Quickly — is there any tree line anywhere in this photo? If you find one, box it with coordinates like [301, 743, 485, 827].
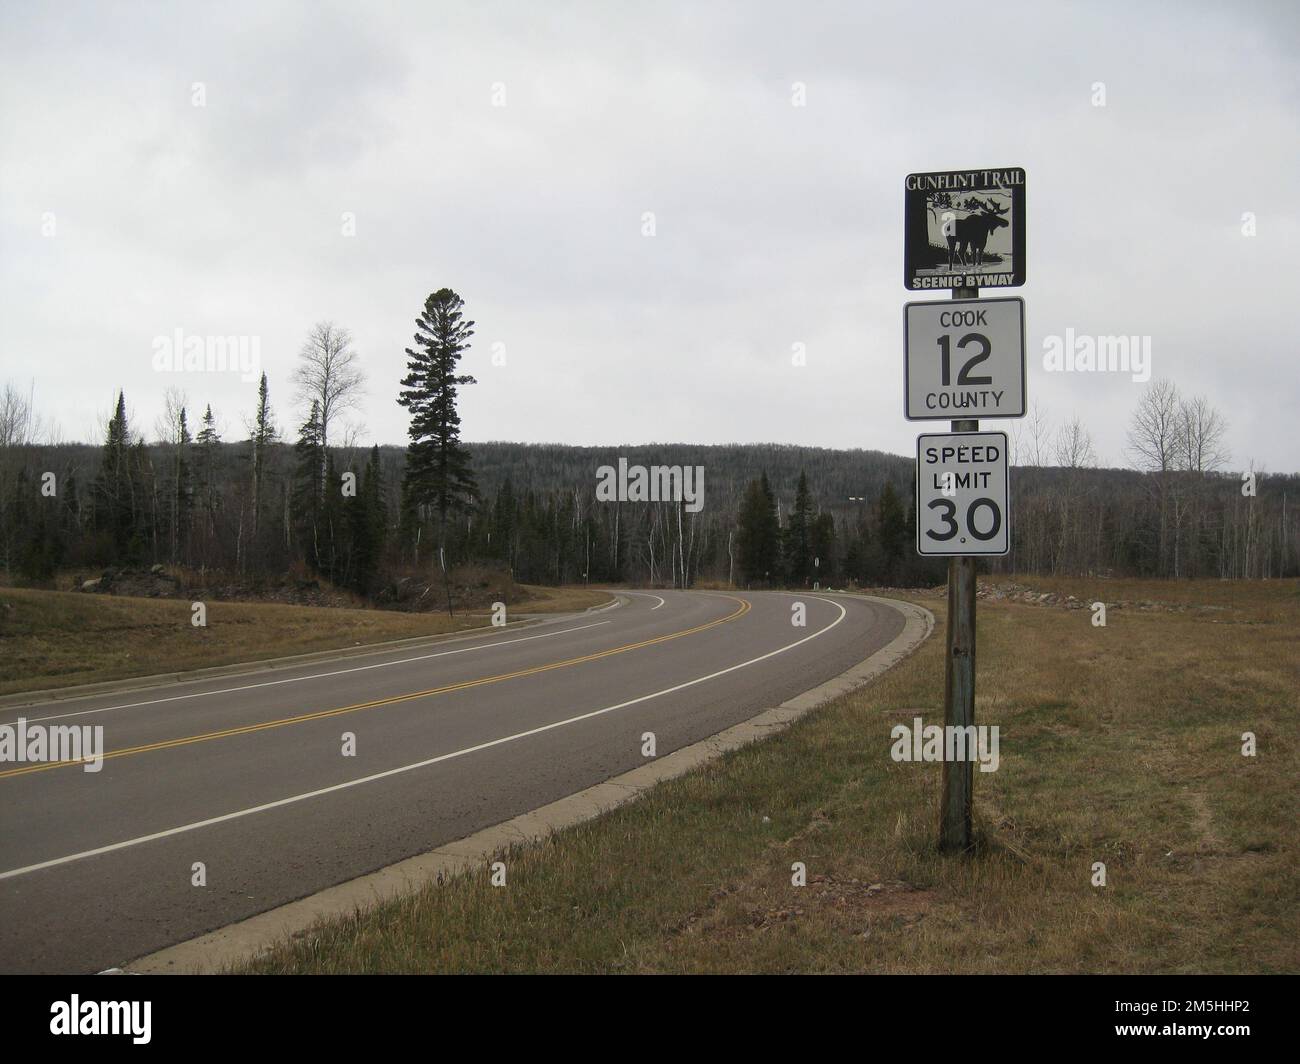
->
[2, 314, 1296, 595]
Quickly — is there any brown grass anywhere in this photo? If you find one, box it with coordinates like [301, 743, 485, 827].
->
[508, 584, 617, 614]
[0, 584, 612, 697]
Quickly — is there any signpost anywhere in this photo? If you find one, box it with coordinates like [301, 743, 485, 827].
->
[904, 297, 1025, 421]
[903, 167, 1026, 853]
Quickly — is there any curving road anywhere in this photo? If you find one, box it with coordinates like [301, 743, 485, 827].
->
[0, 589, 907, 973]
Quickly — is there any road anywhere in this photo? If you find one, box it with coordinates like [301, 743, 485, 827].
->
[0, 589, 907, 973]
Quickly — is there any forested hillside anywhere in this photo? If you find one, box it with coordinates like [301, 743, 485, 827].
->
[4, 402, 1296, 594]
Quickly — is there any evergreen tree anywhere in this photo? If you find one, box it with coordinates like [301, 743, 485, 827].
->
[877, 480, 908, 581]
[17, 470, 63, 581]
[736, 471, 781, 585]
[193, 404, 221, 541]
[811, 511, 836, 584]
[397, 288, 478, 562]
[128, 437, 154, 560]
[290, 401, 325, 569]
[319, 450, 341, 581]
[91, 391, 136, 559]
[348, 445, 387, 592]
[250, 372, 277, 541]
[492, 477, 517, 566]
[784, 469, 814, 586]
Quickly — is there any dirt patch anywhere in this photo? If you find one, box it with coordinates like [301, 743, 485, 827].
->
[749, 877, 935, 933]
[74, 566, 362, 608]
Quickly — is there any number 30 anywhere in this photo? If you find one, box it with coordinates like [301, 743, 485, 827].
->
[927, 498, 1002, 541]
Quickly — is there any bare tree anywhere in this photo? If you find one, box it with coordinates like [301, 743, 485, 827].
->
[0, 381, 57, 449]
[337, 420, 369, 472]
[292, 322, 365, 490]
[0, 381, 36, 452]
[0, 382, 37, 572]
[1047, 415, 1096, 574]
[1026, 401, 1052, 467]
[1127, 379, 1184, 574]
[1174, 395, 1229, 473]
[1164, 394, 1229, 578]
[1127, 378, 1180, 472]
[156, 387, 191, 563]
[1054, 415, 1096, 469]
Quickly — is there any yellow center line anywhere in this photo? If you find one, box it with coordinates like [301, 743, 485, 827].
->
[0, 595, 751, 780]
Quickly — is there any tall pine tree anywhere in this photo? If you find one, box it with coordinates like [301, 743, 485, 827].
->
[91, 391, 136, 560]
[397, 288, 478, 565]
[249, 372, 277, 542]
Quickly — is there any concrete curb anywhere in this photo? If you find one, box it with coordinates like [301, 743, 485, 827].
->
[122, 592, 933, 974]
[1, 598, 621, 711]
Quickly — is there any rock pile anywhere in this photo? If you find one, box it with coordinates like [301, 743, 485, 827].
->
[972, 581, 1225, 613]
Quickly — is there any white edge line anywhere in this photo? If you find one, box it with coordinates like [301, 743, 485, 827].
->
[0, 598, 845, 882]
[621, 591, 666, 610]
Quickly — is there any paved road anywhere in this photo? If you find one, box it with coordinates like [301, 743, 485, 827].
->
[0, 589, 906, 973]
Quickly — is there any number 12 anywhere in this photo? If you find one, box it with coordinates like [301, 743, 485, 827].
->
[937, 333, 992, 386]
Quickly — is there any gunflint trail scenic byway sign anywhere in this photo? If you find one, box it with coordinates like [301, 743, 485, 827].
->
[904, 296, 1026, 420]
[904, 168, 1026, 290]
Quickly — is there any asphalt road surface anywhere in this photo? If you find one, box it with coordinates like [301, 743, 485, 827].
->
[0, 589, 906, 973]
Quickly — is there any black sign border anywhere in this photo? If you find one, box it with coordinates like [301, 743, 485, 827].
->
[903, 168, 1026, 291]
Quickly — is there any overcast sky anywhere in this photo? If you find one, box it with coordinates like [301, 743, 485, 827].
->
[2, 1, 1296, 471]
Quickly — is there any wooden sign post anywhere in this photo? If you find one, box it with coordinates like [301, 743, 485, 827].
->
[941, 287, 979, 852]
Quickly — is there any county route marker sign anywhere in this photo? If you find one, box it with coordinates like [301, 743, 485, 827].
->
[904, 167, 1026, 291]
[904, 296, 1026, 420]
[915, 431, 1010, 556]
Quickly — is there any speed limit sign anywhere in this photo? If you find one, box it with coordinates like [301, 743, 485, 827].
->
[916, 431, 1010, 556]
[904, 296, 1025, 420]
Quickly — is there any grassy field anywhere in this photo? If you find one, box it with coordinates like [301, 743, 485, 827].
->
[0, 584, 613, 697]
[236, 576, 1299, 974]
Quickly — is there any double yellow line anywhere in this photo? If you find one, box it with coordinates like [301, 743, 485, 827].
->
[1, 595, 751, 780]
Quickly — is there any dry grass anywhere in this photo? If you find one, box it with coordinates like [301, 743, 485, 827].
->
[509, 584, 616, 614]
[0, 584, 611, 696]
[237, 577, 1299, 974]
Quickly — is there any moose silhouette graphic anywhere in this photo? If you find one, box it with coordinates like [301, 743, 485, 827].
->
[945, 198, 1010, 271]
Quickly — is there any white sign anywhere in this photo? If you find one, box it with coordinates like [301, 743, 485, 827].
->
[916, 431, 1010, 556]
[904, 297, 1025, 421]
